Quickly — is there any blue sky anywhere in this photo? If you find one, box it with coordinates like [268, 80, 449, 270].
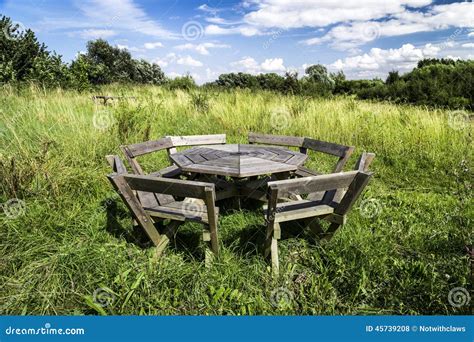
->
[1, 0, 473, 83]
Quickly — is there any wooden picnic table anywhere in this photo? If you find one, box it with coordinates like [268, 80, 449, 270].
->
[169, 144, 308, 178]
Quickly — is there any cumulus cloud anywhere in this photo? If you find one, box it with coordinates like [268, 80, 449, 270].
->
[78, 29, 116, 39]
[328, 43, 442, 77]
[144, 42, 164, 49]
[231, 57, 286, 74]
[174, 42, 230, 55]
[303, 2, 474, 49]
[244, 0, 433, 29]
[176, 55, 203, 67]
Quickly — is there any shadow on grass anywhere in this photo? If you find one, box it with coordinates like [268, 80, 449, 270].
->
[103, 198, 207, 260]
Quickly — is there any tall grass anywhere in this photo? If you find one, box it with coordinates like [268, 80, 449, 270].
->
[0, 84, 472, 315]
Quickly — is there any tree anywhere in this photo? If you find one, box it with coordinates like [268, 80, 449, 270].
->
[0, 15, 66, 86]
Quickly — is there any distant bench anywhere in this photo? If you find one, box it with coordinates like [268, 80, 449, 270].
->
[92, 95, 136, 105]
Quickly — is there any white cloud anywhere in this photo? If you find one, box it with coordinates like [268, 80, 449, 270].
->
[231, 56, 286, 74]
[244, 0, 433, 29]
[261, 58, 286, 72]
[205, 24, 261, 36]
[176, 55, 203, 67]
[461, 43, 474, 48]
[76, 0, 175, 38]
[144, 42, 164, 49]
[78, 29, 116, 39]
[303, 2, 474, 49]
[174, 42, 230, 55]
[328, 43, 442, 78]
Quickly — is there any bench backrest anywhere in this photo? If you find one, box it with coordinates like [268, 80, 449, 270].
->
[165, 134, 226, 155]
[248, 132, 354, 172]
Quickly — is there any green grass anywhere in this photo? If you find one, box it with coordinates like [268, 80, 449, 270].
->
[1, 84, 472, 315]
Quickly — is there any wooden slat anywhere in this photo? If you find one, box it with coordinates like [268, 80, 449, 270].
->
[274, 204, 334, 223]
[248, 132, 304, 147]
[105, 155, 127, 174]
[355, 152, 376, 172]
[268, 171, 358, 197]
[294, 166, 321, 177]
[204, 187, 219, 255]
[333, 172, 373, 216]
[145, 202, 212, 223]
[149, 165, 182, 178]
[166, 134, 226, 147]
[123, 137, 173, 157]
[107, 174, 162, 246]
[333, 146, 355, 172]
[302, 138, 353, 157]
[123, 174, 214, 199]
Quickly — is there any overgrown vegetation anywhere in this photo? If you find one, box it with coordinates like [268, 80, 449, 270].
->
[1, 85, 472, 315]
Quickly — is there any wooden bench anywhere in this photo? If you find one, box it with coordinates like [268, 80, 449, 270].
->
[263, 152, 375, 274]
[106, 155, 219, 262]
[92, 95, 136, 105]
[248, 132, 354, 176]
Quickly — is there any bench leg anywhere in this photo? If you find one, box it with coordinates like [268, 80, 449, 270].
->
[155, 221, 180, 258]
[264, 221, 280, 275]
[271, 237, 279, 276]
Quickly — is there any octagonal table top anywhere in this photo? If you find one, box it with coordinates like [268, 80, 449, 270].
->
[169, 144, 308, 178]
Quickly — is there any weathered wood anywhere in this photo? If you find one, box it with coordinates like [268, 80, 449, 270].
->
[264, 188, 279, 259]
[170, 144, 307, 178]
[107, 173, 162, 246]
[333, 172, 373, 216]
[105, 155, 127, 174]
[248, 132, 304, 147]
[270, 237, 279, 276]
[294, 166, 321, 177]
[123, 137, 174, 158]
[155, 221, 181, 258]
[333, 146, 355, 173]
[145, 202, 213, 223]
[268, 171, 358, 197]
[302, 138, 354, 158]
[149, 165, 182, 178]
[123, 174, 214, 199]
[166, 134, 226, 147]
[204, 186, 219, 255]
[355, 152, 376, 172]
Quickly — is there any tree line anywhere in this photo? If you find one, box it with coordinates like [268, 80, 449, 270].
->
[1, 15, 472, 109]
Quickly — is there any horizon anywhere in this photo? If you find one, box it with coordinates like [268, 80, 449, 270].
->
[1, 0, 473, 84]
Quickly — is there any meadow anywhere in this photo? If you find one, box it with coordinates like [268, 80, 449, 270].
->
[0, 84, 472, 315]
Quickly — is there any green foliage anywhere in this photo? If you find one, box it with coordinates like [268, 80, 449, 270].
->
[166, 74, 197, 90]
[0, 15, 65, 86]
